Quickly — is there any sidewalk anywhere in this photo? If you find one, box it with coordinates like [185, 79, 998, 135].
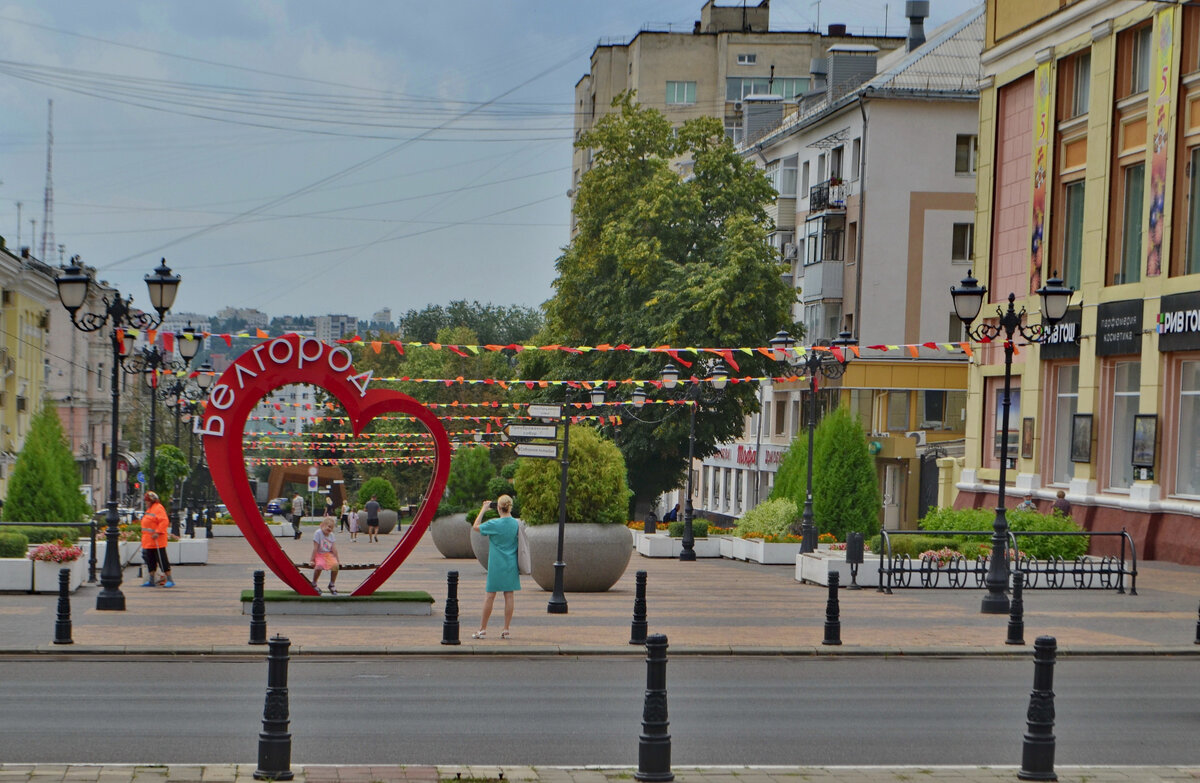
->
[1, 532, 1198, 655]
[1, 764, 1199, 783]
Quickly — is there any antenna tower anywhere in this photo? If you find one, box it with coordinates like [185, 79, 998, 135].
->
[40, 99, 55, 263]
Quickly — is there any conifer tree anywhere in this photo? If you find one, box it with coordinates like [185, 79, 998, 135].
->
[3, 402, 90, 523]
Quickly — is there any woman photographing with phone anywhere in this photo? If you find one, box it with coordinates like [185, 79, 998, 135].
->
[472, 495, 520, 639]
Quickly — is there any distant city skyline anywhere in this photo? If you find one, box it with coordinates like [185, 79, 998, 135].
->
[0, 0, 980, 319]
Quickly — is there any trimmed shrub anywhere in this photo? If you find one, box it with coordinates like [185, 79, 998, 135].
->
[0, 532, 30, 558]
[734, 498, 799, 539]
[513, 426, 631, 526]
[3, 403, 90, 524]
[5, 526, 80, 544]
[917, 506, 1089, 560]
[357, 477, 398, 510]
[668, 519, 709, 538]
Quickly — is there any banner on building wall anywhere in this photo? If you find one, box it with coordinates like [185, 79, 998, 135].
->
[1030, 61, 1052, 295]
[1147, 8, 1175, 277]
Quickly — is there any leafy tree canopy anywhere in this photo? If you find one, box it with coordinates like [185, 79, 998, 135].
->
[442, 445, 495, 514]
[153, 444, 190, 506]
[398, 300, 542, 346]
[357, 476, 398, 510]
[533, 92, 796, 509]
[4, 403, 90, 523]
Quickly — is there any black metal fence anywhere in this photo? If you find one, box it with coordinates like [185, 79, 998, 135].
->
[877, 528, 1137, 595]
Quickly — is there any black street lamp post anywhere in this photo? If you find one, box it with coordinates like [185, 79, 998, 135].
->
[54, 257, 181, 611]
[768, 329, 858, 554]
[127, 326, 201, 493]
[950, 270, 1074, 614]
[658, 362, 728, 561]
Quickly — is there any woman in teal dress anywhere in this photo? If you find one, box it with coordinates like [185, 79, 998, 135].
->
[472, 494, 521, 639]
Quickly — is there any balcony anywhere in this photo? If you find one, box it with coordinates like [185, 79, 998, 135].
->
[799, 260, 844, 303]
[808, 179, 847, 212]
[766, 197, 797, 231]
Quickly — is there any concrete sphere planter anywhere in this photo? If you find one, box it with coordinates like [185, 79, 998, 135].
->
[526, 523, 633, 592]
[430, 513, 474, 558]
[375, 510, 398, 535]
[470, 526, 490, 570]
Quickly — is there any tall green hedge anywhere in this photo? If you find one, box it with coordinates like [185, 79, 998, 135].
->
[442, 446, 495, 514]
[918, 506, 1089, 560]
[3, 403, 90, 524]
[513, 426, 630, 526]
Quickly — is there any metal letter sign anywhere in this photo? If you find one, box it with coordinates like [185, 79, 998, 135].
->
[515, 443, 559, 459]
[526, 404, 563, 419]
[506, 424, 558, 439]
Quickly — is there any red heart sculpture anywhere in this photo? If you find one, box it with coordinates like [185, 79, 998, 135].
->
[201, 333, 450, 596]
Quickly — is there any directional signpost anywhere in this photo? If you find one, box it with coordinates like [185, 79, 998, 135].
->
[514, 443, 558, 459]
[506, 424, 558, 439]
[527, 404, 562, 420]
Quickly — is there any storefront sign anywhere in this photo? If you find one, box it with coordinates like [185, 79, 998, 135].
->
[1096, 299, 1143, 356]
[703, 442, 787, 471]
[1158, 291, 1200, 352]
[1039, 307, 1081, 360]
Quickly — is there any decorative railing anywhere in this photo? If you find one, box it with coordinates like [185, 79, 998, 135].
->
[809, 180, 847, 211]
[876, 528, 1137, 595]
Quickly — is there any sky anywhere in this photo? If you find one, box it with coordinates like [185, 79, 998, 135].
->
[0, 0, 981, 321]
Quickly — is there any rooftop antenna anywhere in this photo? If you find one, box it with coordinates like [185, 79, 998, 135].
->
[813, 0, 821, 33]
[40, 99, 55, 263]
[14, 201, 21, 248]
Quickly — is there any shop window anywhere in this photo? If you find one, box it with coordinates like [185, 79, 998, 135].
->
[886, 391, 910, 431]
[990, 385, 1020, 464]
[1107, 362, 1141, 490]
[1177, 360, 1200, 496]
[1051, 365, 1080, 484]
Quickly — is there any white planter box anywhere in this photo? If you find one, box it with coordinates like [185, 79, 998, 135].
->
[210, 525, 242, 537]
[83, 540, 141, 566]
[796, 550, 881, 587]
[744, 539, 805, 565]
[0, 558, 32, 591]
[175, 538, 208, 564]
[635, 533, 722, 558]
[31, 558, 85, 592]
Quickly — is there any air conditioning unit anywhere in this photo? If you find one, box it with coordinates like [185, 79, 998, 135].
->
[906, 430, 927, 447]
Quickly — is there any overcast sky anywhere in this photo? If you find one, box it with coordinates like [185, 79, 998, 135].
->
[0, 0, 980, 321]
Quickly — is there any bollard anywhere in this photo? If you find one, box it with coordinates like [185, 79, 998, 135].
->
[630, 570, 648, 645]
[185, 509, 195, 538]
[1007, 571, 1026, 645]
[53, 568, 73, 645]
[442, 570, 461, 645]
[846, 532, 864, 589]
[205, 506, 214, 539]
[1017, 636, 1058, 781]
[635, 633, 673, 782]
[249, 571, 268, 646]
[170, 511, 181, 538]
[822, 571, 842, 645]
[253, 635, 294, 781]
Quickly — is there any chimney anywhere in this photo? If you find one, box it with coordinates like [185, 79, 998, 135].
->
[827, 23, 847, 37]
[906, 0, 929, 52]
[743, 94, 784, 144]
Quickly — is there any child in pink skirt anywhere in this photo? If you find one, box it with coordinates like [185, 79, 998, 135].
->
[348, 506, 360, 542]
[311, 516, 340, 595]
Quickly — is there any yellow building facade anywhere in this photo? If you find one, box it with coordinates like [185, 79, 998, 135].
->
[962, 1, 1200, 564]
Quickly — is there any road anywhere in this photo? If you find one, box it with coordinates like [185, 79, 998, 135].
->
[2, 655, 1197, 765]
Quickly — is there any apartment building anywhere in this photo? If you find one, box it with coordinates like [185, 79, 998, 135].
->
[314, 314, 356, 344]
[960, 0, 1200, 564]
[571, 0, 905, 232]
[695, 6, 983, 528]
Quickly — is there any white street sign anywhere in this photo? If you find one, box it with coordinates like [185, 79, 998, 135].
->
[308, 477, 319, 491]
[515, 443, 558, 459]
[506, 424, 558, 439]
[526, 404, 562, 419]
[308, 466, 318, 477]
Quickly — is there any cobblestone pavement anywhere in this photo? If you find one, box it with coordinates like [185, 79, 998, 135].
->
[1, 532, 1198, 654]
[0, 765, 1198, 783]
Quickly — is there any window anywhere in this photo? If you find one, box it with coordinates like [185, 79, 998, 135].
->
[774, 398, 786, 435]
[850, 137, 861, 180]
[830, 146, 844, 180]
[952, 223, 975, 262]
[955, 134, 977, 174]
[726, 76, 809, 101]
[1178, 360, 1200, 496]
[1186, 147, 1200, 275]
[1131, 24, 1152, 94]
[1071, 51, 1091, 117]
[737, 53, 757, 65]
[991, 386, 1021, 463]
[1061, 180, 1086, 289]
[665, 81, 696, 105]
[767, 156, 798, 197]
[1052, 366, 1079, 483]
[97, 364, 104, 391]
[1117, 162, 1145, 285]
[948, 313, 967, 342]
[886, 391, 910, 431]
[1108, 362, 1141, 490]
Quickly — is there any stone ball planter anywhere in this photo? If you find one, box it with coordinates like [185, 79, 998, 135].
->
[470, 526, 490, 570]
[526, 523, 633, 592]
[430, 513, 474, 558]
[375, 510, 398, 535]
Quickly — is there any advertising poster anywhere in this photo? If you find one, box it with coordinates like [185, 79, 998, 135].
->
[1147, 8, 1175, 277]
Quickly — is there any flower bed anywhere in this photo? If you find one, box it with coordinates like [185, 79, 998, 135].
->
[26, 541, 86, 592]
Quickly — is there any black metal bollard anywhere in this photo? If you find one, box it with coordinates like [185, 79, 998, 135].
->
[822, 571, 842, 645]
[442, 570, 461, 645]
[253, 635, 294, 781]
[205, 506, 214, 539]
[185, 509, 195, 538]
[53, 568, 73, 645]
[1017, 636, 1058, 781]
[249, 571, 268, 646]
[630, 570, 648, 645]
[170, 511, 181, 538]
[635, 633, 673, 782]
[1007, 571, 1026, 645]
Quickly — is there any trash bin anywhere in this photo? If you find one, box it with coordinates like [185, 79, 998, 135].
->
[644, 512, 657, 536]
[846, 532, 864, 565]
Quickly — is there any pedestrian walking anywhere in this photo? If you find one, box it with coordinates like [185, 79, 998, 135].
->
[140, 491, 175, 588]
[364, 494, 381, 543]
[471, 495, 520, 640]
[349, 506, 359, 542]
[339, 500, 350, 532]
[1052, 489, 1071, 516]
[291, 493, 305, 540]
[310, 516, 340, 595]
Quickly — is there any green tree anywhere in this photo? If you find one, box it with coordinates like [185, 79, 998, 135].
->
[398, 300, 542, 345]
[513, 426, 631, 526]
[770, 407, 881, 541]
[535, 92, 795, 509]
[3, 403, 90, 523]
[357, 476, 398, 510]
[153, 445, 190, 506]
[442, 445, 495, 514]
